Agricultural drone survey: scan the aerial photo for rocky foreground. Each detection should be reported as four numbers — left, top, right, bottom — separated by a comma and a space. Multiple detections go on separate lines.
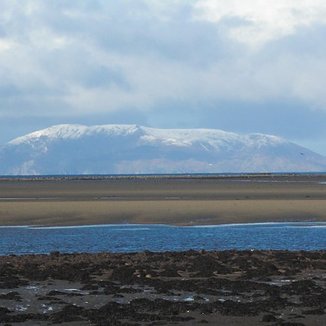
0, 251, 325, 325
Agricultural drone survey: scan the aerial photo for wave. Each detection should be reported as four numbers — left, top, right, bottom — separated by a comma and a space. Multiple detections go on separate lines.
187, 222, 326, 229
3, 222, 326, 231
28, 224, 167, 230
188, 222, 291, 228
0, 225, 30, 229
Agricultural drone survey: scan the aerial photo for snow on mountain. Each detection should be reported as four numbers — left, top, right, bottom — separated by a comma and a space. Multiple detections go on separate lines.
0, 124, 325, 175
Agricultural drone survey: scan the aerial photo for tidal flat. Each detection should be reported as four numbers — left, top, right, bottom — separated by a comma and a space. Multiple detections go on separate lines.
0, 175, 326, 325
0, 174, 325, 226
0, 250, 325, 325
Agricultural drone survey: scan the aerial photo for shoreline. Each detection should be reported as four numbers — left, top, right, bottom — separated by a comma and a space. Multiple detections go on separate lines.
2, 220, 326, 229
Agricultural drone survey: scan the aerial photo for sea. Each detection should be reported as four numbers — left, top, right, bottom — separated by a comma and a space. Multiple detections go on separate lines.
0, 222, 326, 255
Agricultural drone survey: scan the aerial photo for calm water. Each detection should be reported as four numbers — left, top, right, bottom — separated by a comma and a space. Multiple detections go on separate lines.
0, 222, 325, 255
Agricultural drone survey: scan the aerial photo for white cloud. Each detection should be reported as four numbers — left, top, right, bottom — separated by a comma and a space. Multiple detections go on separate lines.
194, 0, 326, 46
0, 0, 326, 120
0, 39, 14, 52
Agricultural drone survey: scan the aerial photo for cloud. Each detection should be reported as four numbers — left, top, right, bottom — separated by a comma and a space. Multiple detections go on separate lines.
0, 0, 326, 155
194, 0, 326, 46
0, 0, 224, 116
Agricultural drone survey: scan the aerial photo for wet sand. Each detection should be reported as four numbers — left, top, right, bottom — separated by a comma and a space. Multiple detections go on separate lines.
0, 250, 325, 325
0, 174, 326, 226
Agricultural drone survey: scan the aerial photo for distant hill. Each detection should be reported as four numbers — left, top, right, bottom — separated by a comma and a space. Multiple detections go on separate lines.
0, 124, 325, 175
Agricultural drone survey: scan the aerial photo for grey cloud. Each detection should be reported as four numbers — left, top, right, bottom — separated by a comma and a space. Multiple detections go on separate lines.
0, 84, 22, 97
146, 99, 326, 139
146, 98, 326, 158
0, 109, 149, 145
79, 66, 131, 90
0, 0, 326, 155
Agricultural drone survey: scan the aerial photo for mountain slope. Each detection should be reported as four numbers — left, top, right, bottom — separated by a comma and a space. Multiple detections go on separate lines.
0, 124, 325, 175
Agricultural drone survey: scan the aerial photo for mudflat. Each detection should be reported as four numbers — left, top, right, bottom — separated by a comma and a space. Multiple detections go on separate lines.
0, 250, 325, 325
0, 174, 325, 226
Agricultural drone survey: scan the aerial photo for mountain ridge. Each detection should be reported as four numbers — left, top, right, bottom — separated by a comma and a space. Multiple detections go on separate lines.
1, 124, 325, 175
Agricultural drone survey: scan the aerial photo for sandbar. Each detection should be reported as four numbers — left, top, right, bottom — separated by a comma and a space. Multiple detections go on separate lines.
0, 174, 325, 226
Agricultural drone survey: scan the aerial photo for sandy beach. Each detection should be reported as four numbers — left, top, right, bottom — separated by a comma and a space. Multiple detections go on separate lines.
0, 174, 325, 226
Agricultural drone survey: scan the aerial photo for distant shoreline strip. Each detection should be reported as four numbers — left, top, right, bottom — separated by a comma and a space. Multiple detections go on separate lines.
1, 221, 326, 230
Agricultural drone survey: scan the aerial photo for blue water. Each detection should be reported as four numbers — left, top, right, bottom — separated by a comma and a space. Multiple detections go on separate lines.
0, 222, 325, 255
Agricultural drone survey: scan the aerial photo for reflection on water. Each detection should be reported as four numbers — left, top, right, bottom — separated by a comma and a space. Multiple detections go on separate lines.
0, 222, 325, 255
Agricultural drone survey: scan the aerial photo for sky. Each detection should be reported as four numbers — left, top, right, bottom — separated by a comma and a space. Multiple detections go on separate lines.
1, 0, 326, 155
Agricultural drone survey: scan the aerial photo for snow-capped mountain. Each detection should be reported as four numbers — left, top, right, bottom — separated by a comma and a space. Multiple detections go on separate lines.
0, 124, 325, 175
